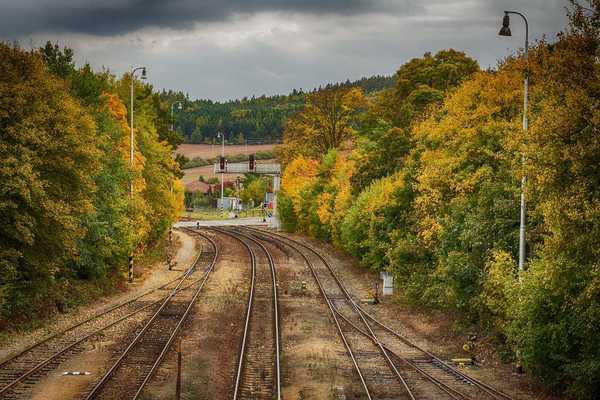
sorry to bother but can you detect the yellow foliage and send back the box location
[281,156,318,230]
[411,69,522,247]
[101,92,147,195]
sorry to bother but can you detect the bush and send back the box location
[509,259,600,399]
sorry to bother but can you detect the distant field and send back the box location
[176,144,276,159]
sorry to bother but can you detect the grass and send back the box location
[176,143,276,159]
[183,151,274,169]
[181,208,265,220]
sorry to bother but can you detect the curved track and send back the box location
[209,227,281,400]
[0,229,207,400]
[241,226,514,400]
[81,229,218,400]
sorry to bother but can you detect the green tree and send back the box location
[0,43,98,320]
[38,41,75,79]
[352,49,479,191]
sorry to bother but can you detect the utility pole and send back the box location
[499,11,528,271]
[170,101,183,131]
[129,65,147,283]
[217,132,225,213]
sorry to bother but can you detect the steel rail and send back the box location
[246,227,513,400]
[240,227,417,398]
[237,228,373,399]
[224,228,282,400]
[208,227,256,400]
[0,229,202,397]
[0,229,193,371]
[332,306,471,400]
[131,230,219,399]
[245,228,464,399]
[0,272,209,397]
[84,230,212,400]
[356,308,512,400]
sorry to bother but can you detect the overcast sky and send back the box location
[1,0,569,101]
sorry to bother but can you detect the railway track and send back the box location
[80,229,218,400]
[209,227,281,400]
[0,229,208,400]
[241,226,515,400]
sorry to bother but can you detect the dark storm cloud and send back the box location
[0,0,404,37]
[0,0,570,101]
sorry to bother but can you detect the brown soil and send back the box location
[3,228,556,400]
[260,237,355,399]
[176,143,275,159]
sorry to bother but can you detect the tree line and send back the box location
[277,2,599,398]
[162,75,394,145]
[0,42,183,327]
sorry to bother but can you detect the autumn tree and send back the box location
[278,86,366,164]
[507,2,600,396]
[352,49,479,190]
[1,43,183,326]
[0,43,98,319]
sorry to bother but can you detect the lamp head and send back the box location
[141,67,147,79]
[177,102,183,110]
[499,13,511,36]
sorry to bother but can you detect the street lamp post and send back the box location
[129,65,147,283]
[217,132,225,213]
[499,11,528,271]
[170,101,183,131]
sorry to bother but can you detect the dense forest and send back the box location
[277,2,599,399]
[162,75,395,145]
[0,42,183,326]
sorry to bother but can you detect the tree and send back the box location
[38,41,75,79]
[0,43,97,320]
[351,49,479,191]
[240,177,267,206]
[507,2,600,396]
[278,87,366,164]
[388,49,479,128]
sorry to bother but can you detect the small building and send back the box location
[380,271,394,296]
[217,196,242,211]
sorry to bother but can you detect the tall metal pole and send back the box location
[129,66,146,283]
[509,11,528,271]
[171,101,183,132]
[130,73,134,199]
[500,11,528,271]
[170,103,174,132]
[221,132,225,212]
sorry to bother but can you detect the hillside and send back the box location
[163,74,395,145]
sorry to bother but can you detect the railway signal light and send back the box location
[219,156,226,171]
[249,154,255,171]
